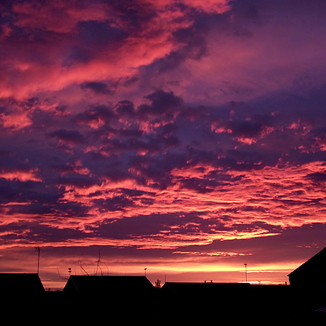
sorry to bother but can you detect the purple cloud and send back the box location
[80,82,114,95]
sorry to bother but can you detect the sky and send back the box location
[0,0,326,289]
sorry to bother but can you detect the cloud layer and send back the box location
[0,0,326,287]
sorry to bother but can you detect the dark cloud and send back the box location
[80,81,114,95]
[0,179,90,218]
[56,174,100,189]
[88,212,204,240]
[305,172,326,183]
[114,100,135,117]
[101,137,158,154]
[74,105,116,127]
[137,90,183,120]
[129,153,183,189]
[155,35,207,72]
[0,178,58,204]
[63,46,93,65]
[47,129,85,145]
[118,188,155,197]
[5,201,90,218]
[226,120,264,138]
[177,177,218,193]
[93,196,135,212]
[0,221,86,243]
[76,20,127,47]
[86,211,282,245]
[119,128,143,138]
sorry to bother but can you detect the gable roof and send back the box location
[288,247,326,277]
[0,273,44,297]
[63,275,154,297]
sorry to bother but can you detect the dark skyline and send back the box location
[0,0,326,289]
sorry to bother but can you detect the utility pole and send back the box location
[35,247,40,275]
[244,263,248,283]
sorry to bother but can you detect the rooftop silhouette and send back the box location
[2,248,326,323]
[289,247,326,287]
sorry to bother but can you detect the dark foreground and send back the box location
[4,284,326,325]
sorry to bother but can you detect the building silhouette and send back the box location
[62,275,158,323]
[288,247,326,287]
[0,273,44,299]
[63,275,154,298]
[4,248,326,324]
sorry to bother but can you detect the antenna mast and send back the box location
[244,263,248,283]
[35,247,40,275]
[95,250,103,276]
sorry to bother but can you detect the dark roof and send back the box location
[0,273,44,297]
[62,275,154,297]
[163,281,250,290]
[288,247,326,277]
[161,282,250,301]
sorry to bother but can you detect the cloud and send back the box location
[55,174,100,189]
[0,221,87,244]
[114,100,136,118]
[0,178,44,204]
[93,196,135,212]
[47,129,86,145]
[1,0,326,287]
[76,20,127,47]
[74,105,116,128]
[87,212,206,240]
[0,0,232,99]
[145,0,231,14]
[305,172,326,183]
[177,177,219,193]
[187,223,326,266]
[0,169,41,182]
[80,82,114,95]
[137,89,184,120]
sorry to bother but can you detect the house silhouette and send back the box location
[161,281,250,305]
[0,273,44,299]
[62,275,158,322]
[160,282,260,322]
[288,247,326,287]
[0,273,45,322]
[62,275,155,298]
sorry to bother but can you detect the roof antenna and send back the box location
[95,250,103,276]
[79,256,89,276]
[57,267,68,281]
[244,263,248,283]
[35,247,40,275]
[104,262,109,276]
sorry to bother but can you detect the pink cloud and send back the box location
[1,0,217,100]
[12,1,108,33]
[0,169,41,182]
[145,0,231,14]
